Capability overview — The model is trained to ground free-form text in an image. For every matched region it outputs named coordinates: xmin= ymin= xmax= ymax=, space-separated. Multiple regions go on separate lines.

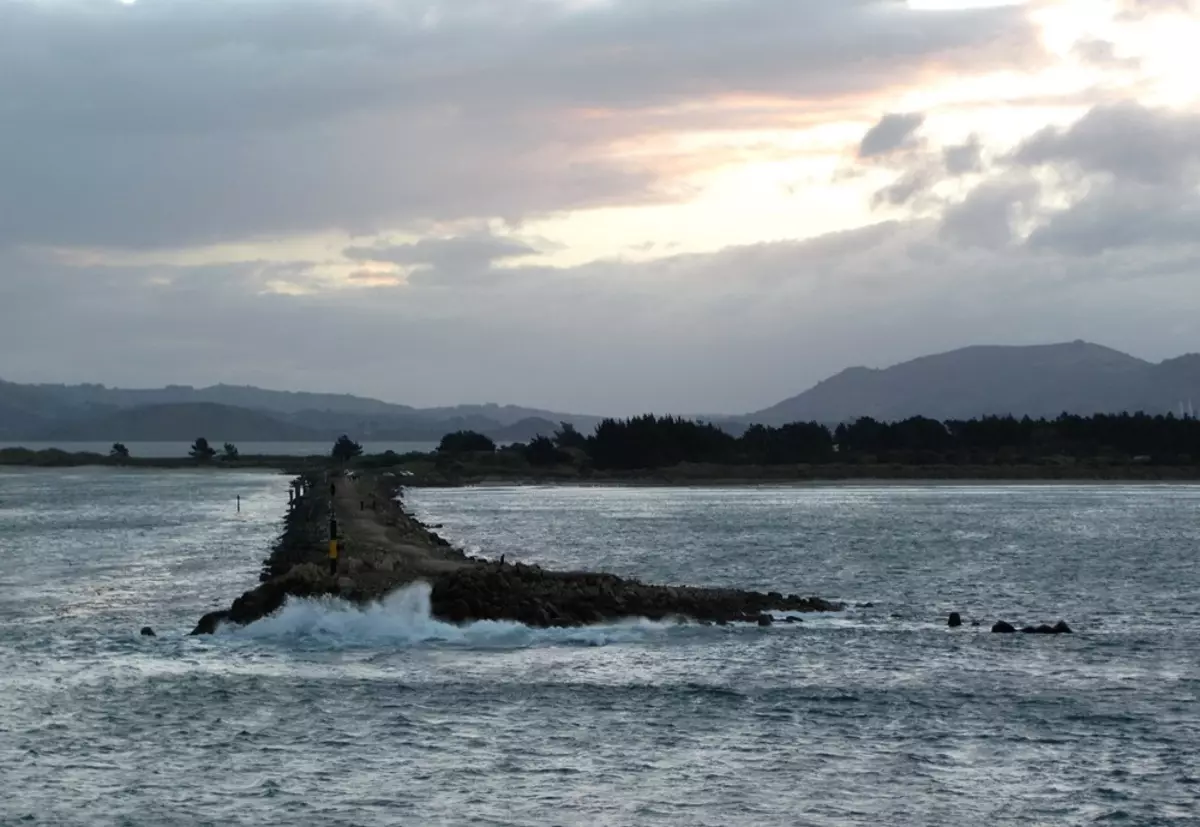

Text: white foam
xmin=229 ymin=582 xmax=677 ymax=649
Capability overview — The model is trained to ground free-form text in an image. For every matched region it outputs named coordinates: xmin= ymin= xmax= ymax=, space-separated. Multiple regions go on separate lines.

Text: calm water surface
xmin=1 ymin=470 xmax=1198 ymax=826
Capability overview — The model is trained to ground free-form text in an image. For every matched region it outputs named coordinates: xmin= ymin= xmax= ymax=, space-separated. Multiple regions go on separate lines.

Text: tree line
xmin=434 ymin=413 xmax=1200 ymax=470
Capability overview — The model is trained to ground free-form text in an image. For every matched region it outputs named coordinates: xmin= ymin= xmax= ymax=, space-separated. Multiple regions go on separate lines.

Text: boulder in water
xmin=992 ymin=620 xmax=1016 ymax=634
xmin=1022 ymin=620 xmax=1073 ymax=634
xmin=140 ymin=626 xmax=156 ymax=637
xmin=757 ymin=614 xmax=773 ymax=627
xmin=190 ymin=611 xmax=227 ymax=635
xmin=948 ymin=612 xmax=962 ymax=628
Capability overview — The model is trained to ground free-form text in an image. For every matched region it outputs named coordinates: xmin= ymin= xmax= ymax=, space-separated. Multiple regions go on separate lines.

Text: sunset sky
xmin=2 ymin=0 xmax=1198 ymax=414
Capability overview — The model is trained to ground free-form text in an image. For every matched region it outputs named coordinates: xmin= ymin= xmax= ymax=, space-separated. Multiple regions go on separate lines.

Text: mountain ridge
xmin=746 ymin=341 xmax=1198 ymax=425
xmin=3 ymin=341 xmax=1198 ymax=441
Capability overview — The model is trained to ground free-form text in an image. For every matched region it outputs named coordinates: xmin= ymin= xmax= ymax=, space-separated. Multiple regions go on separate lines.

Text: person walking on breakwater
xmin=328 ymin=514 xmax=339 ymax=575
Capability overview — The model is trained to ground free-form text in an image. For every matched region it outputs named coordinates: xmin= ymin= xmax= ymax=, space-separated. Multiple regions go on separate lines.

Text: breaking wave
xmin=227 ymin=582 xmax=679 ymax=649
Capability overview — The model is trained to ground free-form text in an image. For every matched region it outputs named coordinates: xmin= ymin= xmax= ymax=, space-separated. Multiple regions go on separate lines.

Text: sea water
xmin=1 ymin=470 xmax=1198 ymax=826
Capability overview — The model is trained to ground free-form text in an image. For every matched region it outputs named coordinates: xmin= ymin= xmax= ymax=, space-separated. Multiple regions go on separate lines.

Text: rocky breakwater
xmin=192 ymin=473 xmax=336 ymax=635
xmin=431 ymin=564 xmax=840 ymax=627
xmin=192 ymin=472 xmax=845 ymax=634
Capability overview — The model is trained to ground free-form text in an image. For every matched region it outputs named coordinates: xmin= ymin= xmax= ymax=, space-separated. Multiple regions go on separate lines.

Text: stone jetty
xmin=191 ymin=472 xmax=844 ymax=634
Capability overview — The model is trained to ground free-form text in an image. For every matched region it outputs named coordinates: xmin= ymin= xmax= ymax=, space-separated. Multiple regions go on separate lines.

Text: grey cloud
xmin=939 ymin=177 xmax=1040 ymax=249
xmin=1013 ymin=102 xmax=1200 ymax=185
xmin=0 ymin=0 xmax=1038 ymax=249
xmin=1004 ymin=102 xmax=1200 ymax=256
xmin=346 ymin=234 xmax=537 ymax=268
xmin=859 ymin=113 xmax=925 ymax=158
xmin=944 ymin=136 xmax=984 ymax=176
xmin=868 ymin=135 xmax=984 ymax=209
xmin=872 ymin=169 xmax=937 ymax=208
xmin=1072 ymin=38 xmax=1141 ymax=70
xmin=1027 ymin=181 xmax=1200 ymax=255
xmin=1115 ymin=0 xmax=1198 ymax=20
xmin=345 ymin=232 xmax=541 ymax=286
xmin=5 ymin=207 xmax=1199 ymax=414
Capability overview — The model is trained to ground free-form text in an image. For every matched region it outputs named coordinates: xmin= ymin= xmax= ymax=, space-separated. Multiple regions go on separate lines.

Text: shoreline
xmin=191 ymin=471 xmax=845 ymax=634
xmin=5 ymin=448 xmax=1200 ymax=484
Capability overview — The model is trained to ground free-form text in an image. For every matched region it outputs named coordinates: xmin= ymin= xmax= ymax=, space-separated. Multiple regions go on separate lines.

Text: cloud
xmin=346 ymin=235 xmax=534 ymax=266
xmin=345 ymin=231 xmax=543 ymax=286
xmin=858 ymin=113 xmax=926 ymax=158
xmin=5 ymin=3 xmax=1199 ymax=416
xmin=939 ymin=176 xmax=1040 ymax=249
xmin=943 ymin=136 xmax=984 ymax=176
xmin=1004 ymin=102 xmax=1200 ymax=255
xmin=1072 ymin=38 xmax=1141 ymax=70
xmin=0 ymin=0 xmax=1038 ymax=250
xmin=1115 ymin=0 xmax=1199 ymax=21
xmin=1013 ymin=102 xmax=1200 ymax=185
xmin=5 ymin=193 xmax=1199 ymax=414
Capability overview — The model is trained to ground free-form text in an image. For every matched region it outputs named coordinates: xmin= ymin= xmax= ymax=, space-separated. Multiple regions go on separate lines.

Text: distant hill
xmin=748 ymin=341 xmax=1200 ymax=425
xmin=0 ymin=379 xmax=600 ymax=443
xmin=33 ymin=403 xmax=324 ymax=442
xmin=5 ymin=341 xmax=1199 ymax=443
xmin=489 ymin=417 xmax=561 ymax=443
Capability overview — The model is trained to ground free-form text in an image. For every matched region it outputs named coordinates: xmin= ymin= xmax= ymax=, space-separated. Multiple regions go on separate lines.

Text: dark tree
xmin=553 ymin=422 xmax=589 ymax=451
xmin=588 ymin=415 xmax=737 ymax=470
xmin=331 ymin=435 xmax=364 ymax=463
xmin=526 ymin=435 xmax=570 ymax=467
xmin=222 ymin=442 xmax=239 ymax=461
xmin=438 ymin=430 xmax=497 ymax=454
xmin=109 ymin=442 xmax=130 ymax=460
xmin=189 ymin=437 xmax=216 ymax=462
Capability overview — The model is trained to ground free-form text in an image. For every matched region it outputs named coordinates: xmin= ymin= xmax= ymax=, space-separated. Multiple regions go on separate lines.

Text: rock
xmin=992 ymin=621 xmax=1016 ymax=634
xmin=446 ymin=598 xmax=471 ymax=623
xmin=948 ymin=612 xmax=962 ymax=628
xmin=336 ymin=577 xmax=356 ymax=592
xmin=856 ymin=602 xmax=876 ymax=609
xmin=190 ymin=610 xmax=229 ymax=635
xmin=140 ymin=626 xmax=156 ymax=637
xmin=783 ymin=615 xmax=802 ymax=623
xmin=1021 ymin=621 xmax=1074 ymax=634
xmin=757 ymin=614 xmax=774 ymax=627
xmin=971 ymin=620 xmax=981 ymax=627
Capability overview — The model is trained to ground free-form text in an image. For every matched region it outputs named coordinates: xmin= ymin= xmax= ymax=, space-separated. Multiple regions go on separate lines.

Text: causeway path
xmin=329 ymin=474 xmax=469 ymax=580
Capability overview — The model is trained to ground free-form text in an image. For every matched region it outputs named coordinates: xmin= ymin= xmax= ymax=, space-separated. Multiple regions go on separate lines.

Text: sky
xmin=1 ymin=0 xmax=1199 ymax=415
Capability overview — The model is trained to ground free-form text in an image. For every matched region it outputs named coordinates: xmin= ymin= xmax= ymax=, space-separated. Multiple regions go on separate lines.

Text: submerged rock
xmin=948 ymin=612 xmax=963 ymax=628
xmin=140 ymin=626 xmax=156 ymax=637
xmin=1022 ymin=620 xmax=1073 ymax=634
xmin=992 ymin=620 xmax=1016 ymax=634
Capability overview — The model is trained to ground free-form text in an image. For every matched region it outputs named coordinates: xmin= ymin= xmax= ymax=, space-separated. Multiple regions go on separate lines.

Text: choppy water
xmin=2 ymin=471 xmax=1198 ymax=826
xmin=0 ymin=441 xmax=437 ymax=458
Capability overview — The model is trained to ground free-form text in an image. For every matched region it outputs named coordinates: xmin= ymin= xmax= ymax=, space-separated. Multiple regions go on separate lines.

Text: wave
xmin=226 ymin=582 xmax=679 ymax=649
